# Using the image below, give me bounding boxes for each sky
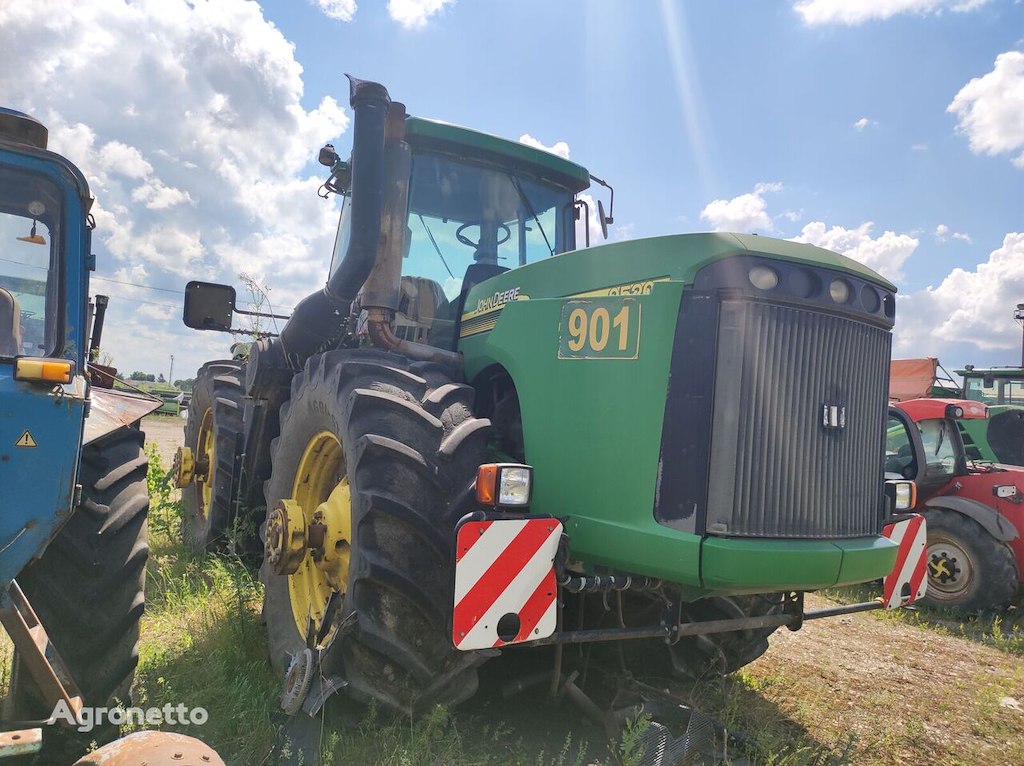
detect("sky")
[0,0,1022,382]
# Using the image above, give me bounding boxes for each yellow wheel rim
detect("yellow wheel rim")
[196,407,214,523]
[288,430,352,642]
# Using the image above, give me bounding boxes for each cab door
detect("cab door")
[0,152,90,587]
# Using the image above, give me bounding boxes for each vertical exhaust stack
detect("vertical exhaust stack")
[275,76,391,368]
[359,102,410,312]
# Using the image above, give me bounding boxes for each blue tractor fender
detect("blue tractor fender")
[924,496,1019,542]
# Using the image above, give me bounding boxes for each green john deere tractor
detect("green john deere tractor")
[956,365,1024,466]
[176,77,909,718]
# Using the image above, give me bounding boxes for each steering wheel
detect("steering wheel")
[455,221,512,249]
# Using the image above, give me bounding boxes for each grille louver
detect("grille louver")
[704,300,891,538]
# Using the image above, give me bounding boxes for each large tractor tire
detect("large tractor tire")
[668,594,784,681]
[12,426,149,713]
[261,349,490,715]
[922,508,1017,612]
[181,359,245,550]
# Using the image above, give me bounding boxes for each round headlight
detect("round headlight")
[829,279,851,303]
[749,265,779,290]
[860,285,881,312]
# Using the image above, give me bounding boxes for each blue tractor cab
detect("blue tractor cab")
[0,108,214,761]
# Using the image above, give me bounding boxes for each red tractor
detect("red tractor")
[888,398,1023,611]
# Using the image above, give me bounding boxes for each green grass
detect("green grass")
[137,449,609,765]
[135,451,1024,765]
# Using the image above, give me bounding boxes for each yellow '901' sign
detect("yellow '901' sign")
[558,298,641,360]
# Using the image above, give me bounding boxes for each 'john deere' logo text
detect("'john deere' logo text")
[476,287,521,314]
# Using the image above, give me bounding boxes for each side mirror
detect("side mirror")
[183,281,236,332]
[597,200,609,240]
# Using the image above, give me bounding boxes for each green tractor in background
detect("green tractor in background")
[956,365,1024,466]
[175,77,921,724]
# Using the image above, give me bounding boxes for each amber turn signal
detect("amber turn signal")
[14,357,74,384]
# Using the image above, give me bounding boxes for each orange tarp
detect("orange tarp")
[889,358,939,402]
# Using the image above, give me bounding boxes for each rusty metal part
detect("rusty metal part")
[558,671,606,726]
[0,728,41,757]
[87,362,117,389]
[0,582,83,726]
[280,648,314,715]
[306,518,327,550]
[365,308,462,369]
[172,446,195,488]
[73,731,226,765]
[359,101,410,312]
[266,500,308,575]
[193,452,210,482]
[83,388,161,446]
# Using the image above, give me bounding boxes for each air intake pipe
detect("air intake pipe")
[275,75,391,367]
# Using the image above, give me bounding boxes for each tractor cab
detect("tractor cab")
[325,116,597,351]
[0,108,92,585]
[958,366,1024,466]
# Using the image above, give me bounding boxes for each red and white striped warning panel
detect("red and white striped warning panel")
[452,516,562,651]
[881,513,928,609]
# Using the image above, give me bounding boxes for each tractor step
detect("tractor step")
[0,582,84,726]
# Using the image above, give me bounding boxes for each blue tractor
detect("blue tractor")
[0,109,222,764]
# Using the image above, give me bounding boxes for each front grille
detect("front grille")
[703,299,891,538]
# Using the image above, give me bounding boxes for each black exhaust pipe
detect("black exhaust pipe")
[276,75,391,367]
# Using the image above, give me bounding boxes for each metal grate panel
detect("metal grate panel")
[705,300,891,538]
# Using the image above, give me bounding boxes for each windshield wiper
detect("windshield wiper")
[509,175,553,258]
[418,214,454,279]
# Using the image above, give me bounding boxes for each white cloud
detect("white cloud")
[387,0,455,29]
[0,0,349,377]
[794,0,988,25]
[948,51,1024,169]
[98,141,153,179]
[131,180,194,210]
[911,143,929,151]
[934,223,972,244]
[314,0,357,22]
[894,233,1024,355]
[853,117,874,131]
[612,223,636,243]
[791,221,918,281]
[699,183,782,233]
[518,134,571,160]
[516,135,608,246]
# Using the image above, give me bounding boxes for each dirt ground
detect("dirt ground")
[137,415,1024,764]
[141,413,186,468]
[741,596,1024,764]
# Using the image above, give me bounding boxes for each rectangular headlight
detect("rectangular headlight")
[894,481,916,510]
[886,479,917,512]
[476,463,533,508]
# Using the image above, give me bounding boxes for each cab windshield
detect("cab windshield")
[964,376,1024,405]
[0,165,61,358]
[405,153,576,299]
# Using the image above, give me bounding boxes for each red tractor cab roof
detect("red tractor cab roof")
[895,398,988,423]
